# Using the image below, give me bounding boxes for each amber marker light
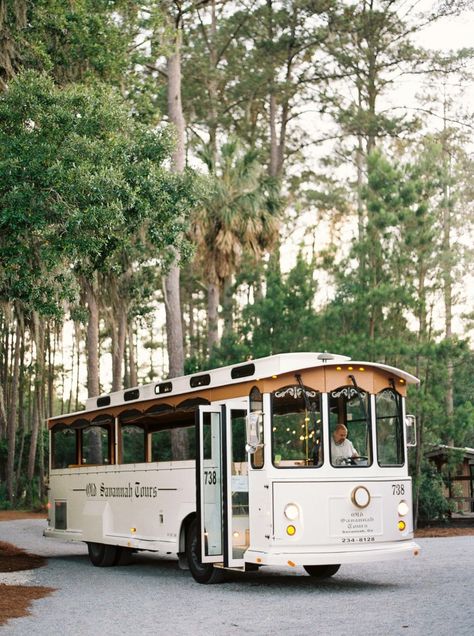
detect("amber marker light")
[286,525,296,536]
[336,366,342,371]
[398,521,406,531]
[348,366,353,370]
[130,527,137,534]
[359,367,365,371]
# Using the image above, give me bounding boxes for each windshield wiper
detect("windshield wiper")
[295,373,321,464]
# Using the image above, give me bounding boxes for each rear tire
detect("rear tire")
[114,547,134,566]
[303,564,340,579]
[186,519,224,584]
[87,542,118,567]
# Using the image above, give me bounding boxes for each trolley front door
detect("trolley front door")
[197,402,248,569]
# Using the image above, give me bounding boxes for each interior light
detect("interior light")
[286,525,296,536]
[233,531,240,538]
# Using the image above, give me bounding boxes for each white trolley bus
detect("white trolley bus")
[45,352,420,583]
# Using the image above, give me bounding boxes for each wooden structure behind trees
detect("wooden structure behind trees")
[426,446,474,515]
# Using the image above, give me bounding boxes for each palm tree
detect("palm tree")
[192,139,280,354]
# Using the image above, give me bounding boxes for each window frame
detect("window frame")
[327,385,373,468]
[271,384,323,469]
[375,387,405,468]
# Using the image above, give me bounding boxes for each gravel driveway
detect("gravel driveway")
[1,519,472,636]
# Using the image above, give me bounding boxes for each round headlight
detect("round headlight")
[398,500,409,516]
[284,503,299,520]
[351,486,371,509]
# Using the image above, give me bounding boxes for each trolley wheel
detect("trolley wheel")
[114,546,134,566]
[186,519,224,584]
[87,542,118,567]
[303,564,340,579]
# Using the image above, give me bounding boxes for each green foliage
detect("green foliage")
[416,464,453,525]
[12,0,137,85]
[0,70,199,317]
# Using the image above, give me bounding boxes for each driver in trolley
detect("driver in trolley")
[331,423,359,465]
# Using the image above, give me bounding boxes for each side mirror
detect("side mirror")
[245,411,263,454]
[405,414,417,447]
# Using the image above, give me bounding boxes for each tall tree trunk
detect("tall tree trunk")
[6,308,22,503]
[27,312,44,486]
[111,304,127,392]
[83,275,102,463]
[128,320,138,388]
[0,384,6,439]
[222,276,234,342]
[164,23,185,378]
[84,276,100,397]
[207,279,220,355]
[74,322,81,411]
[442,111,454,447]
[15,331,25,493]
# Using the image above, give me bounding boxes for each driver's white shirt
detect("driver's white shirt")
[331,438,357,464]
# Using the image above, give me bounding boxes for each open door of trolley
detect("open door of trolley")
[197,401,249,570]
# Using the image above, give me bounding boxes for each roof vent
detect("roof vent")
[317,353,334,362]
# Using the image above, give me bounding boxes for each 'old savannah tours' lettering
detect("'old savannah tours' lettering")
[85,481,158,498]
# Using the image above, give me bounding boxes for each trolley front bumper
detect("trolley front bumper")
[244,539,420,567]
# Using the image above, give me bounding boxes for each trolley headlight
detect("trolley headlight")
[398,501,409,517]
[284,503,299,520]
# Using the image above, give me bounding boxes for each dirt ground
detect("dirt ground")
[0,535,54,627]
[0,584,54,627]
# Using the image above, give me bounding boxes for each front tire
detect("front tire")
[87,542,118,567]
[303,564,340,579]
[186,519,224,584]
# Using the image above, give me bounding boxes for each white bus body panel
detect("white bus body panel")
[244,477,418,566]
[45,462,195,553]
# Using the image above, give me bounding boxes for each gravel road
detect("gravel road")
[1,519,472,636]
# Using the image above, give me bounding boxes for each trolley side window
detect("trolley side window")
[376,388,404,466]
[271,385,323,468]
[81,425,111,465]
[328,387,372,467]
[151,423,196,462]
[51,425,77,469]
[121,424,146,464]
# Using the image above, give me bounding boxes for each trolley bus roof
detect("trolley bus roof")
[49,352,419,421]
